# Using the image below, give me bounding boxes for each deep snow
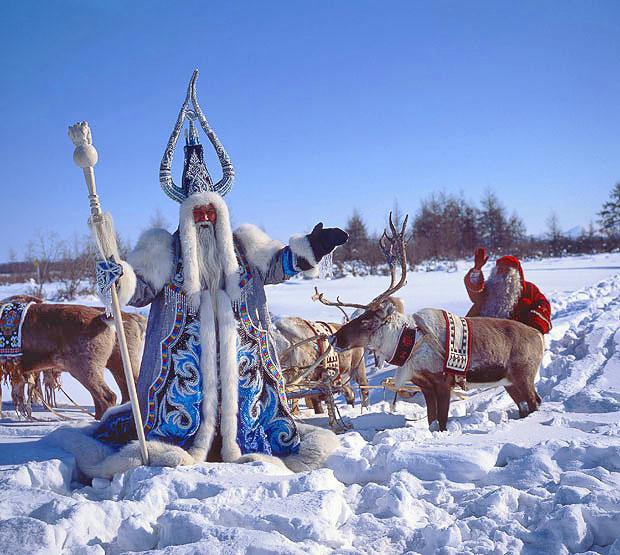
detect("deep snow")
[1,253,619,554]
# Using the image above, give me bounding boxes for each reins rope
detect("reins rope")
[59,386,96,418]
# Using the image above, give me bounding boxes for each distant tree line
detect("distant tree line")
[2,185,620,293]
[334,184,620,274]
[0,232,131,301]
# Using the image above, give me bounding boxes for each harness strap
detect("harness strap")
[387,326,417,367]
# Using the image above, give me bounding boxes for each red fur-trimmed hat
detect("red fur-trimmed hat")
[496,255,525,283]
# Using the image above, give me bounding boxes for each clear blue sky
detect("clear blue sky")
[1,1,619,261]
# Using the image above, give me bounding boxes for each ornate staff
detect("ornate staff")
[68,122,149,466]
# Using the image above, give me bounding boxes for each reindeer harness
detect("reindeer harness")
[302,320,341,377]
[387,311,472,380]
[0,301,33,362]
[443,310,472,376]
[387,326,417,366]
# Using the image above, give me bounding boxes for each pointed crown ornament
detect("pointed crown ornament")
[160,69,235,202]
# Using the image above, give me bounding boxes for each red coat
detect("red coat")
[464,263,552,335]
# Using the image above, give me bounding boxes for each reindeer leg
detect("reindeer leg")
[68,366,116,419]
[435,378,452,432]
[504,384,529,418]
[420,387,437,427]
[311,397,324,414]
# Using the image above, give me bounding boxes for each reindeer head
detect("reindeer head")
[314,212,409,353]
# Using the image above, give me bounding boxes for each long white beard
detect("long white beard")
[197,224,223,293]
[479,267,522,319]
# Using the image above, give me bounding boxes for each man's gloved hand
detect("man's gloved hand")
[307,223,348,261]
[95,258,124,299]
[473,247,488,270]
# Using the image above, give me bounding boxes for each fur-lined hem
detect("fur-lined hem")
[48,421,339,479]
[238,424,339,473]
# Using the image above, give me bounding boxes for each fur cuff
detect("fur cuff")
[234,224,283,276]
[116,262,137,306]
[289,233,317,268]
[127,228,175,293]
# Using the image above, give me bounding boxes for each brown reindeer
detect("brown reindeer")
[0,295,146,419]
[315,214,544,431]
[272,317,369,413]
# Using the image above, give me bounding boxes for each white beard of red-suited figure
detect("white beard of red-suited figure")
[478,267,523,319]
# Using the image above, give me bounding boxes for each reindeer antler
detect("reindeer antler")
[312,286,368,311]
[366,212,409,307]
[311,211,410,313]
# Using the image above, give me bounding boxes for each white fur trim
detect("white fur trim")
[281,423,339,472]
[234,224,283,276]
[127,228,175,293]
[99,402,131,421]
[116,262,137,306]
[217,289,242,462]
[289,233,317,267]
[187,290,219,462]
[236,453,291,472]
[179,192,241,308]
[47,425,194,479]
[235,423,339,472]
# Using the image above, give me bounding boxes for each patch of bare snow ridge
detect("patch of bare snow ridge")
[0,271,619,554]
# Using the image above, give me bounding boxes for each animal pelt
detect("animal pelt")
[48,421,339,479]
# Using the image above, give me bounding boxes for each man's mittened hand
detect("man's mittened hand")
[474,247,488,270]
[308,223,349,261]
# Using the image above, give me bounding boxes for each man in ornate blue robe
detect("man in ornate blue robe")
[50,70,346,478]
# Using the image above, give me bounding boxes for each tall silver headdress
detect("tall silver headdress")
[160,69,235,202]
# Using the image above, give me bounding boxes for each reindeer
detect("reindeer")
[315,214,544,431]
[272,317,369,413]
[0,296,146,419]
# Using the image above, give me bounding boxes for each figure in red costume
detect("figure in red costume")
[464,248,552,335]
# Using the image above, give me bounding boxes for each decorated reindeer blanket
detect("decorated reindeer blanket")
[0,301,33,360]
[442,310,472,376]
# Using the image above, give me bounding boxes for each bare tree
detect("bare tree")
[25,231,64,298]
[55,235,93,300]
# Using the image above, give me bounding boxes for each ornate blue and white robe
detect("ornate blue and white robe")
[93,192,323,464]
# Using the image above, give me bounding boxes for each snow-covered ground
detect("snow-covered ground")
[1,253,619,554]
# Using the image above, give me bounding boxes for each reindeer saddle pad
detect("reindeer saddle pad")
[304,320,340,372]
[0,302,33,359]
[442,310,472,376]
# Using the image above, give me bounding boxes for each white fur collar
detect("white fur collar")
[179,192,241,308]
